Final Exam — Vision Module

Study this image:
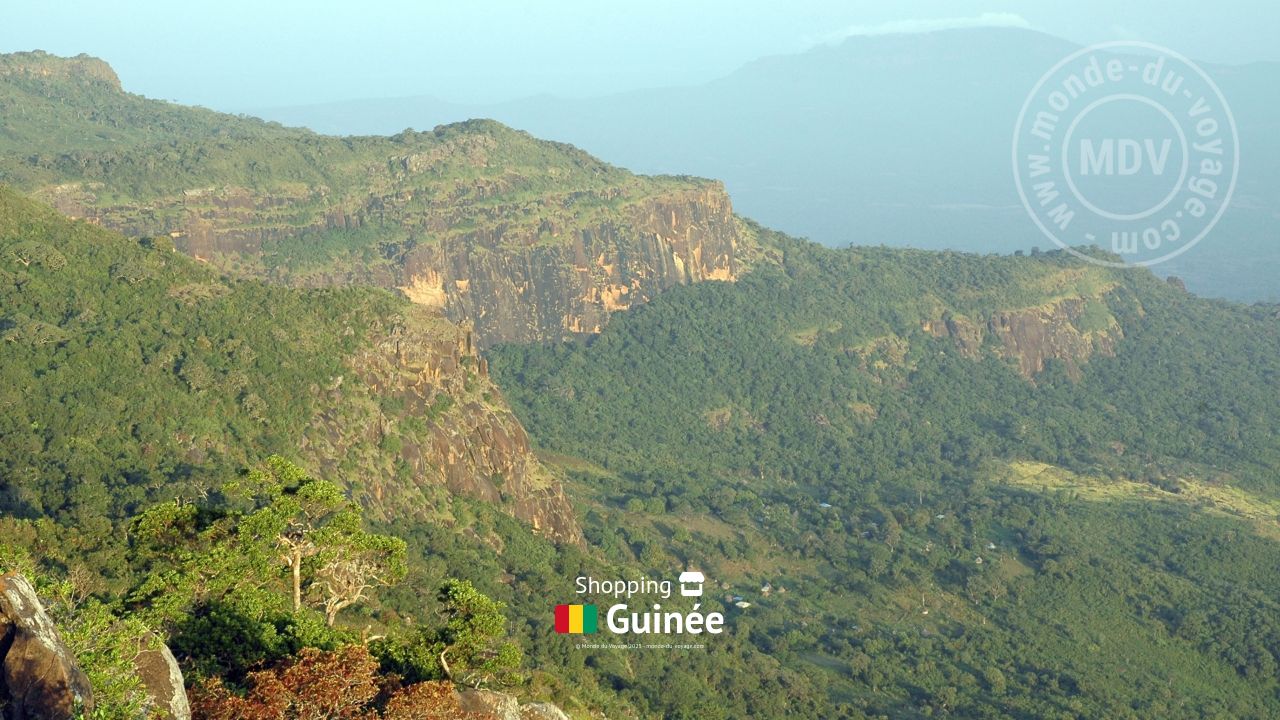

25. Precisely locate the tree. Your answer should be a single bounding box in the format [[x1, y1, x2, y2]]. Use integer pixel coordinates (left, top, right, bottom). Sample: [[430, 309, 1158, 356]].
[[7, 240, 66, 270], [127, 455, 408, 683], [3, 317, 69, 346], [232, 456, 407, 624], [434, 579, 521, 687], [247, 458, 347, 612], [312, 514, 407, 627]]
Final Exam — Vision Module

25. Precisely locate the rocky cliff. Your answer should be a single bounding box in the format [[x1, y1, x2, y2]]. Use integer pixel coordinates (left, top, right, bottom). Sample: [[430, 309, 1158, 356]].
[[0, 50, 120, 89], [39, 147, 743, 348], [302, 305, 582, 543], [398, 182, 740, 345], [923, 293, 1123, 379], [1, 54, 748, 348]]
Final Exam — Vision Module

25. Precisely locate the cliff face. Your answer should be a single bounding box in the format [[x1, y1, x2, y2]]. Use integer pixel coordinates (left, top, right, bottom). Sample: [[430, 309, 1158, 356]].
[[0, 50, 121, 89], [924, 295, 1123, 379], [301, 306, 582, 543], [400, 183, 739, 345], [41, 174, 742, 348]]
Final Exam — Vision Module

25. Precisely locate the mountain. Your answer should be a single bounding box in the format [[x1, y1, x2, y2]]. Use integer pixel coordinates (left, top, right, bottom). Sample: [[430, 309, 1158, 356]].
[[0, 51, 748, 348], [5, 41, 1280, 720], [491, 226, 1280, 717], [0, 184, 577, 542], [258, 27, 1280, 303], [0, 181, 829, 720]]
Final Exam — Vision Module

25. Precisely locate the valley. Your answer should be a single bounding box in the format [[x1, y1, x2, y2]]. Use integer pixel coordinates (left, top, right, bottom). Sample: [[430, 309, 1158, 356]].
[[0, 45, 1278, 720]]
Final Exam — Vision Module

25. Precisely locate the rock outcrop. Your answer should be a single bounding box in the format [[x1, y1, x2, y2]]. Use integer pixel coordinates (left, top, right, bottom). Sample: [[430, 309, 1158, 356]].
[[0, 51, 120, 90], [986, 298, 1121, 378], [133, 634, 190, 720], [457, 689, 572, 720], [459, 689, 522, 720], [0, 573, 94, 719], [924, 295, 1122, 379], [303, 306, 582, 544], [521, 702, 573, 720]]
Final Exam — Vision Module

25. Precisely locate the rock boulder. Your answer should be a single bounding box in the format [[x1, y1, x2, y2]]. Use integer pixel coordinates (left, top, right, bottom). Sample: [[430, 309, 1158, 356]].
[[458, 688, 521, 720], [0, 573, 94, 719], [133, 634, 190, 720], [521, 702, 572, 720]]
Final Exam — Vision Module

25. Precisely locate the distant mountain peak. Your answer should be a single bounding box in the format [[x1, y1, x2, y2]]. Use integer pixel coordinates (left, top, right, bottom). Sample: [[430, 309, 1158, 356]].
[[810, 25, 1080, 65], [0, 50, 121, 91]]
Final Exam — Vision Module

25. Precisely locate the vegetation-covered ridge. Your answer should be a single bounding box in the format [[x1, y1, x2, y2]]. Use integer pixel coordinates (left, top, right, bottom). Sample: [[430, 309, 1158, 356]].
[[491, 227, 1280, 718], [0, 184, 578, 542], [0, 50, 748, 346]]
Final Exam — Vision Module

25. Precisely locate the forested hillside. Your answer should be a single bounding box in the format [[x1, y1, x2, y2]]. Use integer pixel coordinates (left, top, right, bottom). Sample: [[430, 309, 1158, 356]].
[[5, 175, 1280, 719], [492, 227, 1280, 718], [0, 187, 831, 719], [0, 185, 579, 540]]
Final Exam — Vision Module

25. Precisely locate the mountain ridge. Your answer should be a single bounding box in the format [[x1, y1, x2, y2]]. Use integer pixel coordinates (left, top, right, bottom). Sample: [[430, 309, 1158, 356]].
[[252, 26, 1280, 303], [0, 52, 749, 347]]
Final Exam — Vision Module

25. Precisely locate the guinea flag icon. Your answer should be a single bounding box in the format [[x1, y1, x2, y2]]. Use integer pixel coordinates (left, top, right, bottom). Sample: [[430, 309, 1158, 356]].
[[555, 604, 598, 634]]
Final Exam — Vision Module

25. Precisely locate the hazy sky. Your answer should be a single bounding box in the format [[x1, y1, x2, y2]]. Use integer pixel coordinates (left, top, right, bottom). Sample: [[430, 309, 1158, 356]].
[[2, 1, 1275, 110]]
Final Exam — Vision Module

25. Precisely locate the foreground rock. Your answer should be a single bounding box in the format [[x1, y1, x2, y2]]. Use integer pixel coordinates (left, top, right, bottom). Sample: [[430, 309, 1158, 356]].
[[0, 573, 94, 719], [458, 689, 573, 720], [133, 633, 190, 720], [459, 689, 521, 720], [521, 702, 572, 720]]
